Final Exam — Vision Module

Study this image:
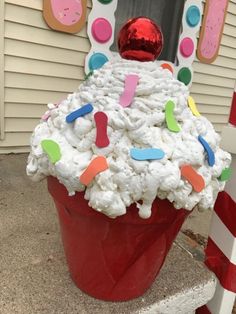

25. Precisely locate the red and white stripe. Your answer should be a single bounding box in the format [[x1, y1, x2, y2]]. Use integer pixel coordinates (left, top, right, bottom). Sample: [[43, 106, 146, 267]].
[[197, 192, 236, 314], [229, 82, 236, 127]]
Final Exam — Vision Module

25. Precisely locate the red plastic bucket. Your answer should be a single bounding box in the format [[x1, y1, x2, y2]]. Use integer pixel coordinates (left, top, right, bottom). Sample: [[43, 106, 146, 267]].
[[47, 176, 191, 301]]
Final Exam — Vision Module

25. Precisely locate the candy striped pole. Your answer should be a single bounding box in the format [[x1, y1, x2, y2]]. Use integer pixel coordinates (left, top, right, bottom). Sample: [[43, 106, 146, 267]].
[[197, 82, 236, 313], [196, 192, 236, 314], [229, 81, 236, 127]]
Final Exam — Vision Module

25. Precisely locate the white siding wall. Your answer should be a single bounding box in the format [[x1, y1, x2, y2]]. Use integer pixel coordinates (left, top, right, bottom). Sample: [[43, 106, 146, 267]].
[[191, 0, 236, 133], [0, 0, 235, 153], [0, 0, 92, 153]]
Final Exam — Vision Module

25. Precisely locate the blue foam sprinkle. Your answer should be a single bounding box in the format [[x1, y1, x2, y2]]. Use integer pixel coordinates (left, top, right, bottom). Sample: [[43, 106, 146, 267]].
[[198, 135, 215, 167], [66, 104, 94, 123], [130, 148, 165, 161]]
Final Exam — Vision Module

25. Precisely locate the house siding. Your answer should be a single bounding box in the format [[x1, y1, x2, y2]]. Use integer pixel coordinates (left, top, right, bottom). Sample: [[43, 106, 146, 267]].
[[191, 0, 236, 133], [0, 0, 92, 153]]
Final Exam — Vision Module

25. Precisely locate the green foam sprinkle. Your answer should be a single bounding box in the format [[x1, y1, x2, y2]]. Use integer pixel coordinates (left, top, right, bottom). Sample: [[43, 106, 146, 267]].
[[219, 168, 232, 182], [41, 139, 61, 164], [165, 100, 181, 133]]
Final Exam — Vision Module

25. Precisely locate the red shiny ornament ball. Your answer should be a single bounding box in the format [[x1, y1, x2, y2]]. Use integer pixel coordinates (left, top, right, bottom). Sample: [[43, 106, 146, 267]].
[[118, 17, 164, 62]]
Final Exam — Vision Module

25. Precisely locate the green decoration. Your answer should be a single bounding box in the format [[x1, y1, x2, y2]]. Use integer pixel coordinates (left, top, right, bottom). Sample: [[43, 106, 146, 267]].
[[41, 139, 61, 164], [85, 71, 93, 81], [165, 100, 181, 133], [98, 0, 113, 4], [219, 167, 232, 182], [177, 67, 192, 85]]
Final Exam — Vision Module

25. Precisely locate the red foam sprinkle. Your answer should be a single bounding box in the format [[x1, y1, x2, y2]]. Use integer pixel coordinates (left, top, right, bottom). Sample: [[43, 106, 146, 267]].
[[94, 112, 110, 148]]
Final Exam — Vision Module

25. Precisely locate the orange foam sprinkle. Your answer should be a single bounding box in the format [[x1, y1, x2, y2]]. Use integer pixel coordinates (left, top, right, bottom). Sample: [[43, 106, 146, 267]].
[[180, 165, 205, 193], [80, 156, 108, 186], [161, 63, 174, 73]]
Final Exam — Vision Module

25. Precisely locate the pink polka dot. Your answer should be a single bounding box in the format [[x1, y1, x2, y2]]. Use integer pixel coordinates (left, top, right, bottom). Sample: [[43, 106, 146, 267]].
[[180, 38, 194, 58], [92, 18, 112, 43]]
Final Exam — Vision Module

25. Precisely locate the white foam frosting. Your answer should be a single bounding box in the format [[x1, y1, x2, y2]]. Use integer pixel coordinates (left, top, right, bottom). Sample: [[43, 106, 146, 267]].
[[27, 59, 231, 219]]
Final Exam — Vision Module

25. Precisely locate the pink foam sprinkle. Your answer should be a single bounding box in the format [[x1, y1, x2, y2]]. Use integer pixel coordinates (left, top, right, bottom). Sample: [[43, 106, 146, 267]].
[[119, 74, 139, 108], [42, 112, 51, 121]]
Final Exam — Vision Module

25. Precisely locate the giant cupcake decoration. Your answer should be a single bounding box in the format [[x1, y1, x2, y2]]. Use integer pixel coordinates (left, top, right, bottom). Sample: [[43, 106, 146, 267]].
[[26, 18, 231, 302]]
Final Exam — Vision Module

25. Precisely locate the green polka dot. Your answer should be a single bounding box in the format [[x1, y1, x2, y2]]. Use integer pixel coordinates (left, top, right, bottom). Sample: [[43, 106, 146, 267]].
[[218, 168, 232, 182], [98, 0, 113, 4], [178, 67, 192, 85]]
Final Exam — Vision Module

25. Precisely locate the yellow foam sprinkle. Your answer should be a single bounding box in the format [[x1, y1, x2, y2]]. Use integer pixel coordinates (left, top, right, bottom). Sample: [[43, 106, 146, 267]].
[[188, 96, 201, 117]]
